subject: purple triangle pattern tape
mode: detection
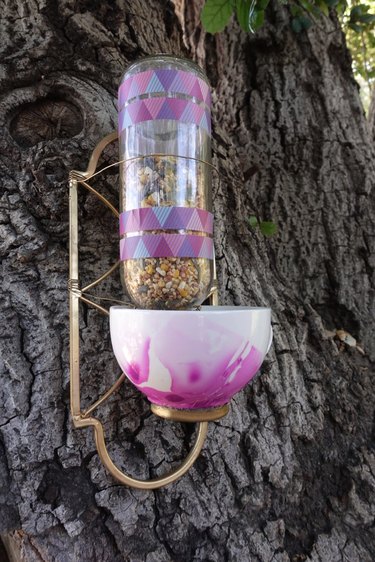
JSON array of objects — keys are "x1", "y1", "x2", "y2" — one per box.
[
  {"x1": 120, "y1": 234, "x2": 214, "y2": 260},
  {"x1": 119, "y1": 207, "x2": 214, "y2": 235},
  {"x1": 118, "y1": 97, "x2": 211, "y2": 134},
  {"x1": 118, "y1": 69, "x2": 211, "y2": 109}
]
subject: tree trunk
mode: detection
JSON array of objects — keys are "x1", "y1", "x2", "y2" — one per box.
[
  {"x1": 1, "y1": 1, "x2": 374, "y2": 561},
  {"x1": 369, "y1": 88, "x2": 375, "y2": 141}
]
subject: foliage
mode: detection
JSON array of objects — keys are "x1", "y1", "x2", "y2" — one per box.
[
  {"x1": 201, "y1": 0, "x2": 270, "y2": 33},
  {"x1": 200, "y1": 0, "x2": 374, "y2": 35},
  {"x1": 200, "y1": 0, "x2": 375, "y2": 108},
  {"x1": 201, "y1": 0, "x2": 234, "y2": 33},
  {"x1": 342, "y1": 0, "x2": 375, "y2": 108},
  {"x1": 248, "y1": 215, "x2": 278, "y2": 237}
]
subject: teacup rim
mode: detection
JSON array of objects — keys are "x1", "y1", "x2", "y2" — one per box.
[{"x1": 110, "y1": 305, "x2": 271, "y2": 313}]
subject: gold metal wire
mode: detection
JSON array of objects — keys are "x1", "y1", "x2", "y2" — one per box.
[
  {"x1": 81, "y1": 261, "x2": 121, "y2": 293},
  {"x1": 82, "y1": 373, "x2": 127, "y2": 418},
  {"x1": 81, "y1": 152, "x2": 220, "y2": 183},
  {"x1": 78, "y1": 180, "x2": 119, "y2": 218},
  {"x1": 69, "y1": 131, "x2": 221, "y2": 489}
]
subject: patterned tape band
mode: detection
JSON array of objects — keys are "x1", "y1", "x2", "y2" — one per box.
[
  {"x1": 120, "y1": 234, "x2": 214, "y2": 260},
  {"x1": 120, "y1": 207, "x2": 213, "y2": 235},
  {"x1": 118, "y1": 69, "x2": 211, "y2": 108},
  {"x1": 118, "y1": 97, "x2": 211, "y2": 133}
]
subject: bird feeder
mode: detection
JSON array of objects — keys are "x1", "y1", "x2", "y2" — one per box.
[{"x1": 68, "y1": 55, "x2": 272, "y2": 490}]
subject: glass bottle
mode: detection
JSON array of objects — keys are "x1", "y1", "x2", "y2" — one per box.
[{"x1": 118, "y1": 54, "x2": 213, "y2": 309}]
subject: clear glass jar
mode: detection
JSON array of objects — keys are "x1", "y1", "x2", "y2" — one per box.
[{"x1": 118, "y1": 55, "x2": 214, "y2": 309}]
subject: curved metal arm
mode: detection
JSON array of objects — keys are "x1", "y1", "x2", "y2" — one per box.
[{"x1": 74, "y1": 416, "x2": 208, "y2": 490}]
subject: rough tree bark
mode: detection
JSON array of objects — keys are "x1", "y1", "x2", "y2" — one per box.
[
  {"x1": 0, "y1": 1, "x2": 374, "y2": 561},
  {"x1": 369, "y1": 88, "x2": 375, "y2": 141}
]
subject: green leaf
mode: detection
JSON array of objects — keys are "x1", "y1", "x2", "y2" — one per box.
[
  {"x1": 348, "y1": 22, "x2": 363, "y2": 32},
  {"x1": 296, "y1": 0, "x2": 321, "y2": 18},
  {"x1": 299, "y1": 0, "x2": 314, "y2": 13},
  {"x1": 235, "y1": 0, "x2": 253, "y2": 31},
  {"x1": 356, "y1": 4, "x2": 370, "y2": 13},
  {"x1": 311, "y1": 5, "x2": 323, "y2": 17},
  {"x1": 258, "y1": 0, "x2": 270, "y2": 10},
  {"x1": 358, "y1": 13, "x2": 375, "y2": 24},
  {"x1": 290, "y1": 4, "x2": 302, "y2": 16},
  {"x1": 252, "y1": 9, "x2": 265, "y2": 30},
  {"x1": 235, "y1": 0, "x2": 269, "y2": 32},
  {"x1": 201, "y1": 0, "x2": 233, "y2": 33},
  {"x1": 335, "y1": 0, "x2": 347, "y2": 15},
  {"x1": 316, "y1": 0, "x2": 329, "y2": 17},
  {"x1": 248, "y1": 215, "x2": 259, "y2": 228},
  {"x1": 299, "y1": 15, "x2": 313, "y2": 29},
  {"x1": 291, "y1": 16, "x2": 303, "y2": 32},
  {"x1": 350, "y1": 4, "x2": 370, "y2": 20},
  {"x1": 259, "y1": 221, "x2": 278, "y2": 237},
  {"x1": 324, "y1": 0, "x2": 340, "y2": 6}
]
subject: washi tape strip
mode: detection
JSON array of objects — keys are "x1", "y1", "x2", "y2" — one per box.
[
  {"x1": 120, "y1": 234, "x2": 214, "y2": 260},
  {"x1": 118, "y1": 69, "x2": 211, "y2": 109},
  {"x1": 118, "y1": 97, "x2": 211, "y2": 133},
  {"x1": 119, "y1": 207, "x2": 213, "y2": 235}
]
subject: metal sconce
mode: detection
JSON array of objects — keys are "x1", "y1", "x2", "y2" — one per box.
[{"x1": 69, "y1": 56, "x2": 272, "y2": 490}]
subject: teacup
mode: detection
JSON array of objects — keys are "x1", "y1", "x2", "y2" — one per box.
[{"x1": 110, "y1": 306, "x2": 272, "y2": 411}]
